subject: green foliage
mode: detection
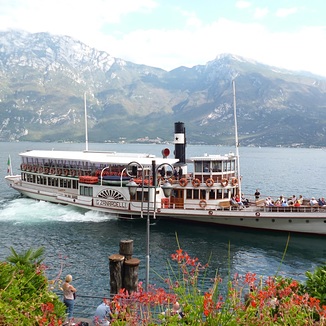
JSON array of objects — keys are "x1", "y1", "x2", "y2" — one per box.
[
  {"x1": 0, "y1": 247, "x2": 66, "y2": 325},
  {"x1": 304, "y1": 263, "x2": 326, "y2": 306},
  {"x1": 6, "y1": 246, "x2": 45, "y2": 266}
]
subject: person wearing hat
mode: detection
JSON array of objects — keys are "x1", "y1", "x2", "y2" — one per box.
[{"x1": 310, "y1": 197, "x2": 318, "y2": 206}]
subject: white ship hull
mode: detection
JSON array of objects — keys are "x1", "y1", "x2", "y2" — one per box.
[{"x1": 6, "y1": 174, "x2": 326, "y2": 235}]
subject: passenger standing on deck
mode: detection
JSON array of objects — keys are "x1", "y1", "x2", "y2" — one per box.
[
  {"x1": 178, "y1": 166, "x2": 183, "y2": 178},
  {"x1": 62, "y1": 274, "x2": 77, "y2": 325},
  {"x1": 160, "y1": 166, "x2": 166, "y2": 178},
  {"x1": 254, "y1": 189, "x2": 260, "y2": 201}
]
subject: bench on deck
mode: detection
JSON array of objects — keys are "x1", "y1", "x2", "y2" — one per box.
[{"x1": 218, "y1": 201, "x2": 239, "y2": 210}]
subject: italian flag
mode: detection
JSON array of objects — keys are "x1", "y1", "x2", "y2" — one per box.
[{"x1": 7, "y1": 155, "x2": 12, "y2": 175}]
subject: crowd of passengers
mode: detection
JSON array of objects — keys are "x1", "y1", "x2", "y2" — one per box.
[
  {"x1": 230, "y1": 194, "x2": 326, "y2": 209},
  {"x1": 264, "y1": 195, "x2": 326, "y2": 207}
]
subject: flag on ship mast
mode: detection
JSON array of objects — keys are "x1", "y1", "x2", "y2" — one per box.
[{"x1": 7, "y1": 155, "x2": 13, "y2": 175}]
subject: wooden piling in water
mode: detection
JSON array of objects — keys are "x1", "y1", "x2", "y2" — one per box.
[
  {"x1": 109, "y1": 254, "x2": 125, "y2": 295},
  {"x1": 123, "y1": 258, "x2": 140, "y2": 293},
  {"x1": 109, "y1": 240, "x2": 140, "y2": 295},
  {"x1": 119, "y1": 239, "x2": 134, "y2": 260}
]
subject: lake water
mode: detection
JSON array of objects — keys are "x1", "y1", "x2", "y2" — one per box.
[{"x1": 0, "y1": 142, "x2": 325, "y2": 318}]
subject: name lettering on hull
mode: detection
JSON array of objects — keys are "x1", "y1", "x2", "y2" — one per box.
[{"x1": 95, "y1": 198, "x2": 127, "y2": 209}]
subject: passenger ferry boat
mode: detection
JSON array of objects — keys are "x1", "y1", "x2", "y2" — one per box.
[{"x1": 4, "y1": 121, "x2": 326, "y2": 235}]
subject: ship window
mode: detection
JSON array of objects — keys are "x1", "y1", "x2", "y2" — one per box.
[
  {"x1": 194, "y1": 162, "x2": 202, "y2": 173},
  {"x1": 203, "y1": 162, "x2": 210, "y2": 172},
  {"x1": 223, "y1": 189, "x2": 228, "y2": 199},
  {"x1": 193, "y1": 189, "x2": 199, "y2": 199},
  {"x1": 186, "y1": 189, "x2": 192, "y2": 199},
  {"x1": 209, "y1": 190, "x2": 215, "y2": 200},
  {"x1": 200, "y1": 189, "x2": 206, "y2": 200},
  {"x1": 135, "y1": 190, "x2": 148, "y2": 201},
  {"x1": 217, "y1": 189, "x2": 222, "y2": 199},
  {"x1": 80, "y1": 186, "x2": 93, "y2": 197},
  {"x1": 212, "y1": 161, "x2": 222, "y2": 172},
  {"x1": 231, "y1": 160, "x2": 235, "y2": 171}
]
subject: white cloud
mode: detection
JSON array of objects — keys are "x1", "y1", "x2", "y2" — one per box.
[
  {"x1": 276, "y1": 7, "x2": 298, "y2": 18},
  {"x1": 254, "y1": 7, "x2": 269, "y2": 19},
  {"x1": 0, "y1": 0, "x2": 325, "y2": 77},
  {"x1": 235, "y1": 1, "x2": 252, "y2": 9}
]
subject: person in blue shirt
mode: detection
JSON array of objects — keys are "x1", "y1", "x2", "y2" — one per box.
[{"x1": 93, "y1": 299, "x2": 112, "y2": 326}]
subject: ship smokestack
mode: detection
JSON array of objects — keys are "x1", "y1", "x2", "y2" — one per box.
[{"x1": 174, "y1": 122, "x2": 186, "y2": 164}]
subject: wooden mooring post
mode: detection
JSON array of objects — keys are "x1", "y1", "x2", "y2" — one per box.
[{"x1": 109, "y1": 240, "x2": 140, "y2": 295}]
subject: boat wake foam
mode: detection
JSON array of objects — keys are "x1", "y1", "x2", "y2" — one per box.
[{"x1": 0, "y1": 198, "x2": 114, "y2": 223}]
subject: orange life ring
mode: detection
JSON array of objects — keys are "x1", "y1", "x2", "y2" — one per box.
[
  {"x1": 50, "y1": 168, "x2": 55, "y2": 174},
  {"x1": 33, "y1": 166, "x2": 38, "y2": 172},
  {"x1": 63, "y1": 169, "x2": 69, "y2": 176},
  {"x1": 71, "y1": 170, "x2": 76, "y2": 176},
  {"x1": 56, "y1": 168, "x2": 62, "y2": 175},
  {"x1": 231, "y1": 178, "x2": 238, "y2": 186},
  {"x1": 38, "y1": 167, "x2": 43, "y2": 173},
  {"x1": 27, "y1": 165, "x2": 32, "y2": 172},
  {"x1": 44, "y1": 168, "x2": 49, "y2": 174},
  {"x1": 205, "y1": 178, "x2": 214, "y2": 187},
  {"x1": 192, "y1": 178, "x2": 200, "y2": 187},
  {"x1": 179, "y1": 178, "x2": 188, "y2": 187},
  {"x1": 220, "y1": 178, "x2": 228, "y2": 187},
  {"x1": 21, "y1": 164, "x2": 26, "y2": 171},
  {"x1": 199, "y1": 200, "x2": 207, "y2": 208}
]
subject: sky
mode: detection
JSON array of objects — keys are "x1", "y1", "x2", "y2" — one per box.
[{"x1": 0, "y1": 0, "x2": 326, "y2": 77}]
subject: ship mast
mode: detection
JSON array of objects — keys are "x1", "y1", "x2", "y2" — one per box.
[
  {"x1": 232, "y1": 80, "x2": 241, "y2": 196},
  {"x1": 84, "y1": 92, "x2": 89, "y2": 151}
]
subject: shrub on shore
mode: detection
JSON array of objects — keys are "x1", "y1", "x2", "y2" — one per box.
[{"x1": 0, "y1": 247, "x2": 66, "y2": 325}]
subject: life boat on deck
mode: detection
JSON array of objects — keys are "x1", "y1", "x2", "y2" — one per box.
[{"x1": 79, "y1": 176, "x2": 99, "y2": 184}]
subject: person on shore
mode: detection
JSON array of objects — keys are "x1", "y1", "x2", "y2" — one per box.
[
  {"x1": 93, "y1": 298, "x2": 112, "y2": 326},
  {"x1": 62, "y1": 274, "x2": 77, "y2": 325},
  {"x1": 162, "y1": 301, "x2": 184, "y2": 320}
]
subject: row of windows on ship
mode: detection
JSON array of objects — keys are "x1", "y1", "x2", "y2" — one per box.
[
  {"x1": 20, "y1": 159, "x2": 236, "y2": 175},
  {"x1": 21, "y1": 173, "x2": 233, "y2": 200}
]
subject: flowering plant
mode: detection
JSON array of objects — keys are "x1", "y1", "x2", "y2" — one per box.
[{"x1": 109, "y1": 248, "x2": 326, "y2": 325}]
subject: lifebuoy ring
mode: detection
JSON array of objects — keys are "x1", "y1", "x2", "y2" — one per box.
[
  {"x1": 208, "y1": 210, "x2": 213, "y2": 215},
  {"x1": 56, "y1": 168, "x2": 62, "y2": 175},
  {"x1": 44, "y1": 168, "x2": 49, "y2": 174},
  {"x1": 206, "y1": 178, "x2": 214, "y2": 187},
  {"x1": 71, "y1": 170, "x2": 76, "y2": 176},
  {"x1": 220, "y1": 178, "x2": 228, "y2": 187},
  {"x1": 231, "y1": 178, "x2": 238, "y2": 186},
  {"x1": 199, "y1": 200, "x2": 207, "y2": 208},
  {"x1": 179, "y1": 178, "x2": 188, "y2": 187},
  {"x1": 63, "y1": 169, "x2": 69, "y2": 176},
  {"x1": 50, "y1": 168, "x2": 55, "y2": 174},
  {"x1": 21, "y1": 164, "x2": 26, "y2": 171},
  {"x1": 192, "y1": 178, "x2": 200, "y2": 187},
  {"x1": 38, "y1": 167, "x2": 43, "y2": 173},
  {"x1": 27, "y1": 165, "x2": 32, "y2": 172},
  {"x1": 255, "y1": 212, "x2": 260, "y2": 217},
  {"x1": 33, "y1": 166, "x2": 38, "y2": 172}
]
